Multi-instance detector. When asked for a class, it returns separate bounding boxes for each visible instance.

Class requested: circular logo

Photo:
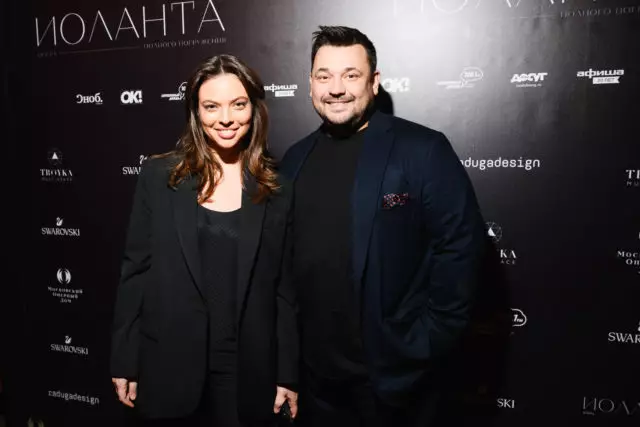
[56,268,72,285]
[485,222,503,243]
[511,308,527,327]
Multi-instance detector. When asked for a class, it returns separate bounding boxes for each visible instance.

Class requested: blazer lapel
[351,112,395,285]
[281,128,320,182]
[172,176,205,300]
[236,178,267,324]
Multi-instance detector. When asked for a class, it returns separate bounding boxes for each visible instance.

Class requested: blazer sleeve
[275,184,299,386]
[417,132,485,361]
[110,163,153,379]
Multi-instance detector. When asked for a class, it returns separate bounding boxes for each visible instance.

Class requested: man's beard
[316,99,375,138]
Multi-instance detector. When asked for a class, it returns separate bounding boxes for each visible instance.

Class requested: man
[280,26,485,426]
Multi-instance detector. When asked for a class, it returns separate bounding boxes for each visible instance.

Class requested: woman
[110,54,298,426]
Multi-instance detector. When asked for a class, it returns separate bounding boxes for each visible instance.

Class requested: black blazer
[281,112,485,408]
[110,156,298,421]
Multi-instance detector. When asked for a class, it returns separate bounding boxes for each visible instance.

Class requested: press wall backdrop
[16,0,640,425]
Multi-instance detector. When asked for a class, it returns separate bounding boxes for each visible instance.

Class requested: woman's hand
[112,377,137,408]
[274,385,298,419]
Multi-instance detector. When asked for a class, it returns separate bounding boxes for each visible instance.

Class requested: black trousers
[297,367,439,427]
[139,370,273,427]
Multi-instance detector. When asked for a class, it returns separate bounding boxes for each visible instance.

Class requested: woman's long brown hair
[161,54,278,204]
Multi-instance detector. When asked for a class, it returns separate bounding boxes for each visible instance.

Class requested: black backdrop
[5,0,640,426]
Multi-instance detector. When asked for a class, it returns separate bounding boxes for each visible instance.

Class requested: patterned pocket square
[382,192,409,209]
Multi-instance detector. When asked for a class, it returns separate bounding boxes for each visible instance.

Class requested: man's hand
[274,385,298,419]
[112,377,137,408]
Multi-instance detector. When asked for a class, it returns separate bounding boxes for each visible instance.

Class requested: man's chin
[322,113,354,126]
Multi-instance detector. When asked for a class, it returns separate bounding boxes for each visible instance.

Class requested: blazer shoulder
[145,153,181,171]
[144,153,182,174]
[388,116,450,156]
[390,116,444,142]
[272,173,293,205]
[282,134,313,160]
[136,153,182,192]
[279,131,318,177]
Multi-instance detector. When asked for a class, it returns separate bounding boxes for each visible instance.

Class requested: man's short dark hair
[311,26,377,74]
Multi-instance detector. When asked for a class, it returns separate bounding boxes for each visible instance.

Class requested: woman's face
[198,74,253,152]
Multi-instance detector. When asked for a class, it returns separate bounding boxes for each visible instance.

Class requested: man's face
[310,44,379,129]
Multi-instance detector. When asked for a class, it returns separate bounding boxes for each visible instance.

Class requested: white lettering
[35,16,56,47]
[59,13,86,46]
[171,1,195,35]
[199,0,225,33]
[121,90,143,104]
[88,10,114,43]
[122,166,142,175]
[115,8,141,40]
[142,5,167,37]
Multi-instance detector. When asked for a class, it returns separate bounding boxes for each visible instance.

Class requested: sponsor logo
[626,169,639,188]
[608,322,640,345]
[49,268,83,304]
[42,217,81,238]
[48,390,100,406]
[510,72,547,88]
[120,90,143,104]
[497,398,516,409]
[122,155,148,175]
[57,268,71,285]
[161,81,187,101]
[617,249,639,273]
[577,68,624,85]
[511,308,527,327]
[50,335,89,356]
[41,148,73,183]
[485,222,517,265]
[461,157,541,171]
[76,92,103,105]
[437,67,483,89]
[486,222,502,243]
[264,83,297,98]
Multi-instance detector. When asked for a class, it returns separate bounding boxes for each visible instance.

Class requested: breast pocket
[378,167,416,216]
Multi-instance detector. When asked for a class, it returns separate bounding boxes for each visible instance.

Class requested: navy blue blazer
[281,111,485,405]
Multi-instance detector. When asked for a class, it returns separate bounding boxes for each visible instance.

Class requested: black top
[198,205,241,372]
[293,128,368,380]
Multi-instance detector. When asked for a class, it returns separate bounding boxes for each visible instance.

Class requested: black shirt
[198,205,241,373]
[293,128,368,379]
